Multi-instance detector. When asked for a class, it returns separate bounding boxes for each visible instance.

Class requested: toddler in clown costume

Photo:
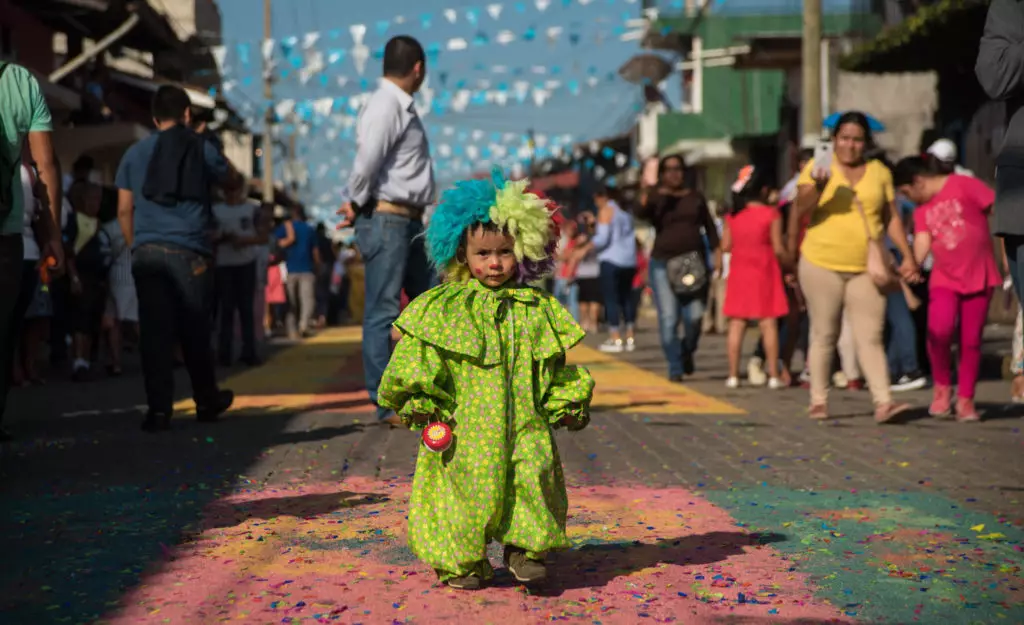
[377,168,594,590]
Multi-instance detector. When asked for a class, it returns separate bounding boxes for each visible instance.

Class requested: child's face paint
[465,228,517,288]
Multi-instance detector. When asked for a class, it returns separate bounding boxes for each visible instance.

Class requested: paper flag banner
[351,44,369,75]
[496,30,516,44]
[303,32,320,49]
[261,39,275,62]
[536,0,551,9]
[376,20,390,36]
[349,24,366,46]
[615,153,628,167]
[448,38,468,51]
[466,8,479,25]
[487,3,503,19]
[211,45,227,74]
[444,8,457,23]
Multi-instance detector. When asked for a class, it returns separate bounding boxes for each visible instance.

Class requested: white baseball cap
[927,138,957,163]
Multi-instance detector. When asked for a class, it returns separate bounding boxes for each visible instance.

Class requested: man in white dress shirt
[338,35,435,427]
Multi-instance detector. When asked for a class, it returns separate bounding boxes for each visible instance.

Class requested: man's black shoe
[141,412,172,433]
[196,389,234,423]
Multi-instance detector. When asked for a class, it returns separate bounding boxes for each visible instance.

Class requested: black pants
[0,235,25,424]
[216,262,257,362]
[132,243,220,416]
[599,261,638,327]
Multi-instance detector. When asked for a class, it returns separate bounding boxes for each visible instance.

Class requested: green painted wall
[654,11,884,149]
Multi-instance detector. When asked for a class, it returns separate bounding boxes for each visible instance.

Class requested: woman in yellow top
[794,111,920,423]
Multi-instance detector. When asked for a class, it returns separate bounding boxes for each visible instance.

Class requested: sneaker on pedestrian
[747,357,767,386]
[891,371,927,392]
[504,546,546,583]
[955,397,981,422]
[832,371,849,389]
[599,338,624,353]
[683,352,696,375]
[929,385,953,418]
[798,369,811,384]
[196,389,234,423]
[625,337,636,352]
[767,377,784,390]
[725,376,740,389]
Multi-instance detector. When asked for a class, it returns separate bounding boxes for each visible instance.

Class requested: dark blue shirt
[115,129,229,255]
[274,220,316,274]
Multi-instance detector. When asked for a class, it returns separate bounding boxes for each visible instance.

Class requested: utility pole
[262,0,275,206]
[801,0,822,147]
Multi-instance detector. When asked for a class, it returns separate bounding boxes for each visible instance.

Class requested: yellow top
[798,158,894,273]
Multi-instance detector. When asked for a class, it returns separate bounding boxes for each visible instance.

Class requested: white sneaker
[599,339,624,353]
[725,376,740,389]
[625,337,636,352]
[832,371,849,389]
[767,377,784,390]
[747,357,767,386]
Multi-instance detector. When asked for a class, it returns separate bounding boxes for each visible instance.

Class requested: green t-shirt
[0,62,53,235]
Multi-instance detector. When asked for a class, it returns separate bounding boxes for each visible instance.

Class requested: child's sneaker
[446,573,483,590]
[504,546,546,583]
[625,337,636,352]
[725,376,740,389]
[599,338,624,353]
[767,377,784,390]
[955,397,981,422]
[929,385,952,418]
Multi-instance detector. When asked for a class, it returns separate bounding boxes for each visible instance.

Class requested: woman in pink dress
[265,259,286,333]
[722,165,790,388]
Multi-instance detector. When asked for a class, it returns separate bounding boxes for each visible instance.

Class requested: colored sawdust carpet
[81,479,842,624]
[706,487,1024,624]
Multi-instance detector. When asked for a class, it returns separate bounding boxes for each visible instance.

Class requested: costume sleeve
[378,334,455,430]
[541,355,595,431]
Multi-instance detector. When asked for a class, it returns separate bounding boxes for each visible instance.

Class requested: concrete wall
[833,71,939,160]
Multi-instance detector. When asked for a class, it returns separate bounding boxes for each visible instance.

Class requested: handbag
[852,195,899,292]
[666,250,708,296]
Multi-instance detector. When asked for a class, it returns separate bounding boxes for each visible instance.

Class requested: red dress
[723,204,789,320]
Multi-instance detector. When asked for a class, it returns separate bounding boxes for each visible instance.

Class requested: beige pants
[798,257,890,406]
[702,275,727,334]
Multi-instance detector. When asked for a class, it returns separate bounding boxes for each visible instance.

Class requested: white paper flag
[349,24,366,46]
[487,3,503,19]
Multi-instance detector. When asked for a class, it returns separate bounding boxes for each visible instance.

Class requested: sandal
[874,402,911,424]
[809,404,829,420]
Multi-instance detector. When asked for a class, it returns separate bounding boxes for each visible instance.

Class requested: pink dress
[723,203,789,320]
[265,264,286,305]
[913,175,1000,295]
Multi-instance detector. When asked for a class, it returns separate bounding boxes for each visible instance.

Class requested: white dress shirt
[347,79,435,208]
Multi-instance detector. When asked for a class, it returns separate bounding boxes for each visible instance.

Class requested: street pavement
[1,323,1022,625]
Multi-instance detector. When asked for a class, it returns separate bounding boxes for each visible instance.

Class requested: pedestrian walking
[337,35,435,427]
[377,169,594,590]
[115,85,240,432]
[894,155,1001,422]
[635,155,721,382]
[272,204,318,339]
[214,183,265,365]
[721,165,790,389]
[794,111,919,423]
[591,186,638,353]
[0,61,64,442]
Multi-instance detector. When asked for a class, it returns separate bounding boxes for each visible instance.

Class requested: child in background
[378,168,594,590]
[894,155,1000,421]
[721,165,790,388]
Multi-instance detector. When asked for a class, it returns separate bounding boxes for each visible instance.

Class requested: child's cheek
[473,266,483,276]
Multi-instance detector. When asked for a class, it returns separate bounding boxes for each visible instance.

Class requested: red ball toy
[422,422,453,452]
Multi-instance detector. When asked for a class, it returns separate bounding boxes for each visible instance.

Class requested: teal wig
[426,167,557,283]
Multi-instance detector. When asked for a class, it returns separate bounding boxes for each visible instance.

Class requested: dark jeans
[355,211,432,420]
[216,262,257,362]
[599,261,637,327]
[0,235,24,425]
[650,258,706,377]
[885,288,919,376]
[49,275,71,364]
[132,243,220,416]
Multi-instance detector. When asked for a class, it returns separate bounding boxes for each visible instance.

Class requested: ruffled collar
[394,280,583,365]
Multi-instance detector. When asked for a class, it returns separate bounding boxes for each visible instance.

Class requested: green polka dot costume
[378,277,594,582]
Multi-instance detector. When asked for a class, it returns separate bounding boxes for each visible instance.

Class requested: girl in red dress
[722,165,791,388]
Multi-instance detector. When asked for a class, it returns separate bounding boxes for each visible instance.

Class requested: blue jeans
[885,288,919,376]
[650,258,706,377]
[554,277,580,321]
[355,212,432,420]
[599,261,637,327]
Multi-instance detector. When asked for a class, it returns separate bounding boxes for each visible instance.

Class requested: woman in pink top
[894,155,1000,421]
